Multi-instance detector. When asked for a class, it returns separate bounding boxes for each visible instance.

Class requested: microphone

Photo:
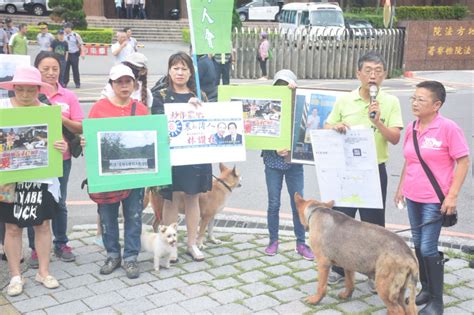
[369,84,378,119]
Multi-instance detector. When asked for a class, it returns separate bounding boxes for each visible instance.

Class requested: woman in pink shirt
[257,32,270,80]
[395,81,469,315]
[27,51,84,267]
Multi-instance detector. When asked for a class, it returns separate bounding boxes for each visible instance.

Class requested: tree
[49,0,87,29]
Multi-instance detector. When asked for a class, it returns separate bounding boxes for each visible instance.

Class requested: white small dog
[141,223,178,272]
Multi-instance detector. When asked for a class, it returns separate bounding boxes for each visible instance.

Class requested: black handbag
[412,121,457,227]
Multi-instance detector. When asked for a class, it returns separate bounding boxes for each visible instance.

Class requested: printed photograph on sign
[98,130,158,176]
[291,88,348,164]
[231,98,281,137]
[0,125,49,172]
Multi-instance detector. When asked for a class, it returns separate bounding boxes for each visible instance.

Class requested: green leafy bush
[182,28,190,44]
[49,0,87,29]
[27,27,113,44]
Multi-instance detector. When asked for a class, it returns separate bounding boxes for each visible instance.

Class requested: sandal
[186,245,204,262]
[35,273,59,289]
[7,276,24,297]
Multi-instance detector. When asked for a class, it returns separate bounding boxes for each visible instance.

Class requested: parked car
[237,0,282,22]
[345,19,377,39]
[23,0,51,16]
[0,0,27,14]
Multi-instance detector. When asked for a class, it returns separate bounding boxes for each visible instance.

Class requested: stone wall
[399,20,474,71]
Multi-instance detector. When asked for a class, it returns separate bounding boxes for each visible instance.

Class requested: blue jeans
[126,4,133,19]
[28,159,71,250]
[265,164,305,245]
[406,198,442,257]
[98,188,144,261]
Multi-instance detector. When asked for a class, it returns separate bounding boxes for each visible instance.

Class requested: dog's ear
[324,200,335,208]
[294,193,308,227]
[232,165,237,176]
[170,222,178,231]
[159,225,167,234]
[219,163,226,172]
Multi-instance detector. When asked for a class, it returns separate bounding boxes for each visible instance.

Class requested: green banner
[83,115,172,193]
[218,85,292,150]
[187,0,234,54]
[0,106,63,184]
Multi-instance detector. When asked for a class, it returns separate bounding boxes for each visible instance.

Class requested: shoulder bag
[412,121,457,227]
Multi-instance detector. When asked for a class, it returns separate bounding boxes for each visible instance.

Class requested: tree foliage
[49,0,87,29]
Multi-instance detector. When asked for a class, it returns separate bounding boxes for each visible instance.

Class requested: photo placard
[165,101,246,166]
[291,88,349,164]
[0,106,63,184]
[218,85,292,150]
[83,115,171,193]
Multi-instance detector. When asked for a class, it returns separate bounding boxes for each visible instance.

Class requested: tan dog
[294,193,418,315]
[141,223,178,272]
[144,163,242,248]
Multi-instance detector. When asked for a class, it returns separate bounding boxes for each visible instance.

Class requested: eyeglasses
[361,68,384,76]
[409,96,432,104]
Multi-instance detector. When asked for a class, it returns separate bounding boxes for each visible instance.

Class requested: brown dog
[144,163,242,248]
[294,193,418,315]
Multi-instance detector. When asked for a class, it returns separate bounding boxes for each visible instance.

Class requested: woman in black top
[151,52,211,262]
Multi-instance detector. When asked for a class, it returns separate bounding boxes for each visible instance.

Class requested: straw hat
[0,66,53,93]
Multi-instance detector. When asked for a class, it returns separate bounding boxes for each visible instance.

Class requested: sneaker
[100,257,121,275]
[54,244,76,262]
[30,249,39,269]
[186,245,204,262]
[123,260,139,279]
[264,241,278,256]
[295,244,315,260]
[368,278,377,293]
[328,270,344,285]
[75,84,81,89]
[35,273,59,289]
[7,276,24,296]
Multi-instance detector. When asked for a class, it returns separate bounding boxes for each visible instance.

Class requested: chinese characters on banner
[186,0,234,54]
[164,101,246,166]
[427,24,473,57]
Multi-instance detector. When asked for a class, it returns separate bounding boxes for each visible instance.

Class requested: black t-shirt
[50,40,69,60]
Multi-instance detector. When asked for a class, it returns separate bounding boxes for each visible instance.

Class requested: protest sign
[0,106,62,184]
[83,115,171,193]
[186,0,234,54]
[0,55,31,99]
[291,88,348,164]
[165,101,246,166]
[218,85,292,150]
[311,129,383,209]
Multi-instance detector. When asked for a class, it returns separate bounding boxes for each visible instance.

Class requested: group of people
[1,18,85,89]
[0,46,470,315]
[115,0,147,20]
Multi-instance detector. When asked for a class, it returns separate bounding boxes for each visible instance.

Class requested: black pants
[115,6,121,18]
[65,52,80,87]
[259,58,267,77]
[332,163,388,276]
[215,61,231,85]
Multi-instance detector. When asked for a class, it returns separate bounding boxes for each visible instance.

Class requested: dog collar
[304,206,318,223]
[212,175,232,192]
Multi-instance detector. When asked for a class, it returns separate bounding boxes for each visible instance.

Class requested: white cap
[109,64,135,81]
[273,69,297,86]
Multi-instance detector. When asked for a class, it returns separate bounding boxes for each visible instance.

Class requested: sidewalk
[1,212,473,314]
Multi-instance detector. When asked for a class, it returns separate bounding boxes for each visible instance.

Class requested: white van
[278,2,345,38]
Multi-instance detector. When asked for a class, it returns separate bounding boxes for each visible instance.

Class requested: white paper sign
[165,101,246,166]
[310,129,383,209]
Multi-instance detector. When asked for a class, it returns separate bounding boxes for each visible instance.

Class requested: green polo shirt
[9,33,28,55]
[326,88,403,164]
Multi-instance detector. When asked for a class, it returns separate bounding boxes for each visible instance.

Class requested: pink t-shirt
[48,84,84,160]
[402,113,469,203]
